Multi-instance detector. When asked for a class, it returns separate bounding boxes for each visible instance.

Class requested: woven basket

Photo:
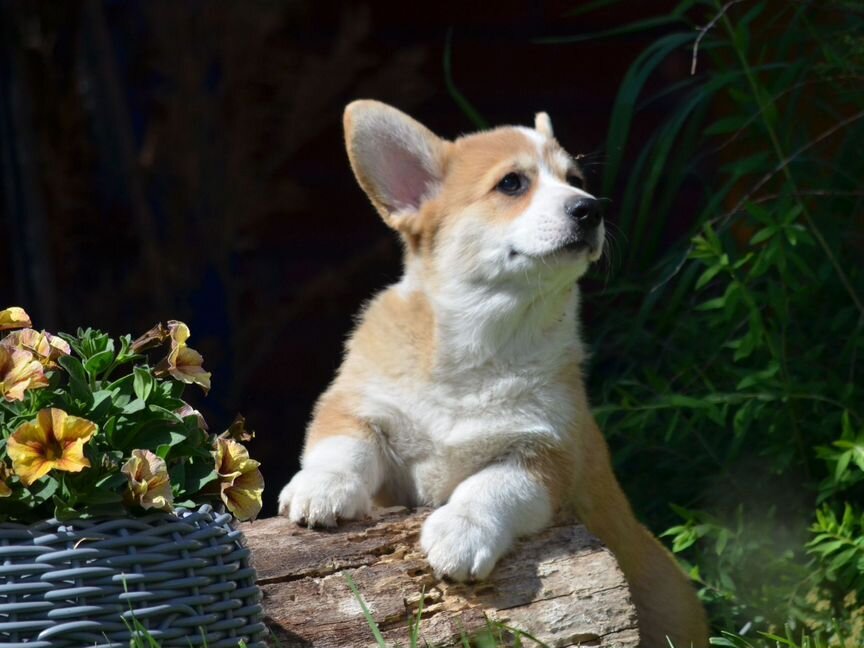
[0,504,267,648]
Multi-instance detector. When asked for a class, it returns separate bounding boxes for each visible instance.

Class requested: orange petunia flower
[212,437,264,521]
[0,307,31,331]
[0,463,11,498]
[1,328,71,367]
[154,321,211,393]
[0,346,48,401]
[6,408,98,486]
[121,449,174,512]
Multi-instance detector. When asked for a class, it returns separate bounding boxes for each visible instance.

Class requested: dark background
[0,0,686,517]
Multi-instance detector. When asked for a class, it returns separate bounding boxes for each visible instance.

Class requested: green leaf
[58,355,92,402]
[749,226,777,245]
[829,546,859,572]
[842,410,855,438]
[835,451,852,481]
[722,151,772,178]
[716,528,730,556]
[695,264,724,290]
[185,455,219,493]
[133,366,155,403]
[80,490,124,506]
[672,529,698,553]
[735,362,779,390]
[733,401,753,438]
[32,478,59,503]
[661,394,712,409]
[813,539,845,555]
[851,443,864,474]
[704,115,749,135]
[170,460,186,488]
[744,202,772,224]
[731,253,753,270]
[84,349,115,377]
[52,496,79,521]
[147,404,185,423]
[122,398,147,416]
[155,431,188,459]
[89,390,115,423]
[695,296,726,311]
[601,32,696,196]
[534,14,687,44]
[106,373,135,395]
[95,472,127,490]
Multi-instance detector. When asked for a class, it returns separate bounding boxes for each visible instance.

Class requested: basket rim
[0,503,233,533]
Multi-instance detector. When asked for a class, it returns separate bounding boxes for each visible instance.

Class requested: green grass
[346,574,849,648]
[346,573,549,648]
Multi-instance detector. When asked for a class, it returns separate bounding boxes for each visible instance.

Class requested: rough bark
[242,507,640,648]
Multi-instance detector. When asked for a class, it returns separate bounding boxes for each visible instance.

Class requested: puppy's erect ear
[344,100,447,227]
[534,112,554,138]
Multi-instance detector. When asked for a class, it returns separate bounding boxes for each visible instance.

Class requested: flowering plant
[0,307,264,523]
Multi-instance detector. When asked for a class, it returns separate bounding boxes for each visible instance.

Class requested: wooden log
[242,507,640,648]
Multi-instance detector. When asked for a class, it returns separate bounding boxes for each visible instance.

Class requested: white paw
[420,504,511,581]
[278,469,372,527]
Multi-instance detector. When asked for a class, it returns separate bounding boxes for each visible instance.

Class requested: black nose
[564,197,602,228]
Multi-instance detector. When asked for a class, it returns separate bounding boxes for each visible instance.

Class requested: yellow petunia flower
[1,328,71,367]
[167,320,190,346]
[121,449,174,512]
[212,437,264,521]
[6,408,98,486]
[219,413,254,442]
[0,346,48,402]
[0,463,11,498]
[154,321,211,393]
[131,320,193,352]
[175,403,209,430]
[0,307,31,331]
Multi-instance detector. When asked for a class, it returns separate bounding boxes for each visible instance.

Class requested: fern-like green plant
[527,0,864,644]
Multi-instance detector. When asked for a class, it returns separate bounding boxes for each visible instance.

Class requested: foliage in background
[535,0,864,645]
[0,307,264,523]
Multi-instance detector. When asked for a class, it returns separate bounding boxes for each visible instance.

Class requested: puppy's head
[344,100,604,293]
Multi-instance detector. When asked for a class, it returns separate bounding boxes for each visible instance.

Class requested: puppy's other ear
[534,112,554,138]
[344,100,447,227]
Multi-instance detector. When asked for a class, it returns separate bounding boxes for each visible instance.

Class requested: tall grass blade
[444,27,488,130]
[345,573,388,648]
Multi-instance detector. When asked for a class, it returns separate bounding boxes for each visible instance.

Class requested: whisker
[604,219,630,246]
[599,228,624,289]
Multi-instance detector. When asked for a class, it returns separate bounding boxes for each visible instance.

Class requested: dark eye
[566,174,585,189]
[497,172,527,196]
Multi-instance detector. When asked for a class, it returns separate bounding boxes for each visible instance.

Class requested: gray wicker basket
[0,504,267,648]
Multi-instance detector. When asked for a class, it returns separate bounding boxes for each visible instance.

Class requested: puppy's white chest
[364,366,574,505]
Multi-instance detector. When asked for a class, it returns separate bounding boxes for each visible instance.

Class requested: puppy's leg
[278,394,383,527]
[572,420,709,648]
[421,461,553,581]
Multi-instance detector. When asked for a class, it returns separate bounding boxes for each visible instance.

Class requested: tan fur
[291,100,709,647]
[444,131,539,224]
[535,111,554,137]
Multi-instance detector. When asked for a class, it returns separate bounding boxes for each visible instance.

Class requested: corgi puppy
[278,100,708,648]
